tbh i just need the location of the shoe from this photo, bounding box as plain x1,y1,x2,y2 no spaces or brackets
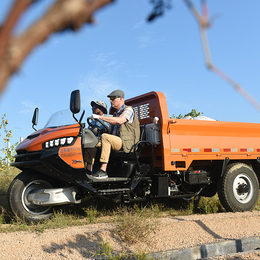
91,169,108,179
85,169,92,179
86,169,92,175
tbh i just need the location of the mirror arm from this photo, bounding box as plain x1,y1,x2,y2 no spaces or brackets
73,114,79,123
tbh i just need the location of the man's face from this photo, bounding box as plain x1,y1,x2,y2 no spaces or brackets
110,96,123,110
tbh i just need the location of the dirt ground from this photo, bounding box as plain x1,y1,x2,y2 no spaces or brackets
1,211,260,259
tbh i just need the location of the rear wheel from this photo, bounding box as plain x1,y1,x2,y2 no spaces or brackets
218,163,259,212
8,171,55,222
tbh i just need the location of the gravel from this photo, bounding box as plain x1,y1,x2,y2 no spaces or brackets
1,211,260,259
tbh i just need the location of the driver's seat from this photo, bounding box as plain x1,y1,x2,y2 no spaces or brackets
109,125,154,173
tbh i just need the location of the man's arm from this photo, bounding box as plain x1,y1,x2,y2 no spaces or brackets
99,115,127,125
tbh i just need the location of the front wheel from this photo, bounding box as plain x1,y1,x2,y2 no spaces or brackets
7,171,55,222
218,163,259,212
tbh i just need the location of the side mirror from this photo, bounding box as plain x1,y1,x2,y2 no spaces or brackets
32,107,39,131
70,90,81,114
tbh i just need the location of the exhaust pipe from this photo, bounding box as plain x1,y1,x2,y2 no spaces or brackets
27,186,81,206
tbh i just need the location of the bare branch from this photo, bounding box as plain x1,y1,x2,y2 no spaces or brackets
0,0,34,63
0,0,114,95
147,0,171,22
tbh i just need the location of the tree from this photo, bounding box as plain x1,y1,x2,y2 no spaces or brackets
0,0,170,96
0,0,115,95
0,114,18,168
171,109,203,119
1,0,259,113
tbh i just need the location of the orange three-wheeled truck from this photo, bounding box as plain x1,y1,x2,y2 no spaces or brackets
8,90,260,222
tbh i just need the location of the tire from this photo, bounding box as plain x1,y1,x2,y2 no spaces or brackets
218,163,259,212
7,171,54,222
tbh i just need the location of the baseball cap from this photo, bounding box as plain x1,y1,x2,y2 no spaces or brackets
107,89,125,99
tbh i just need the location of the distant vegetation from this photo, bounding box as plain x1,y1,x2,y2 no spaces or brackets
171,109,203,119
0,114,18,169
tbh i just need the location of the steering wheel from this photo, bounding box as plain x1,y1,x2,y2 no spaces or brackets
87,117,109,134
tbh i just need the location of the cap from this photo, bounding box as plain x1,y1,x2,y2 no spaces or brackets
91,100,107,114
107,89,125,99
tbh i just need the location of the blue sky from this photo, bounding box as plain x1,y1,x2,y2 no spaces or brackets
1,0,260,150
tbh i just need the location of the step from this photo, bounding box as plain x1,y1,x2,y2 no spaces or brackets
98,188,130,195
86,174,130,183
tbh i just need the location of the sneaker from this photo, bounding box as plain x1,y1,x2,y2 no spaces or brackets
91,169,108,179
85,169,92,178
86,169,92,175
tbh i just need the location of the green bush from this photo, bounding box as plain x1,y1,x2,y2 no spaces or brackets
0,115,18,168
196,195,224,214
115,205,158,244
83,205,98,224
93,238,151,260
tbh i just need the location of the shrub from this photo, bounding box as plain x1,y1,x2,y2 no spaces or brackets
0,114,18,168
115,205,158,244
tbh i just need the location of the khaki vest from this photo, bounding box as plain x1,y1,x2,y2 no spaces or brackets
119,105,140,153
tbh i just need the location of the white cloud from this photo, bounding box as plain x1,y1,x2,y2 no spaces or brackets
94,52,115,64
19,101,36,114
106,60,117,67
137,31,165,49
137,32,152,48
78,51,127,113
133,21,144,29
93,52,124,74
78,70,122,113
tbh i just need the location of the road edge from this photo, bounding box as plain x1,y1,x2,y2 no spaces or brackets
149,236,260,259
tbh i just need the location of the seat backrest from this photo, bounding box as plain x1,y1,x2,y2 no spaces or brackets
143,123,161,145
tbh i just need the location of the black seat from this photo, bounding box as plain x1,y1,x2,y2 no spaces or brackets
110,150,136,160
110,125,146,160
109,125,154,175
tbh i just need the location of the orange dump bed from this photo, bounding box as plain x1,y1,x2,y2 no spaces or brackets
125,91,260,171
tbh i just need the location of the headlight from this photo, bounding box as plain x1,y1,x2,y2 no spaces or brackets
43,137,75,149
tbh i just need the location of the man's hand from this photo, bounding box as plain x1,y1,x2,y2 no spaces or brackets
88,114,100,119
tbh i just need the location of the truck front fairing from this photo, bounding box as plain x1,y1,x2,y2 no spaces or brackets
11,110,86,180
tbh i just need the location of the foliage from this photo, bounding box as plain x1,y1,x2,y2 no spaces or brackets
1,168,260,235
0,114,18,168
114,205,159,244
197,195,224,214
83,205,98,224
171,109,203,119
93,238,127,260
93,237,151,260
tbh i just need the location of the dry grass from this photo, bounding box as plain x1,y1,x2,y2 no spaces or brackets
1,167,260,258
115,206,158,244
0,167,260,234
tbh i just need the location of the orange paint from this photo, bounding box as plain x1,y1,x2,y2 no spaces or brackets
126,91,260,171
59,137,84,168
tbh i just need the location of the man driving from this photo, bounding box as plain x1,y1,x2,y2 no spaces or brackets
87,90,140,179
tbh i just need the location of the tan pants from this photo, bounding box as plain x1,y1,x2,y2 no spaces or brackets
85,134,122,164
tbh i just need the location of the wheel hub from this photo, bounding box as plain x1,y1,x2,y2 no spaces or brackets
233,173,253,204
237,183,249,194
22,180,53,215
